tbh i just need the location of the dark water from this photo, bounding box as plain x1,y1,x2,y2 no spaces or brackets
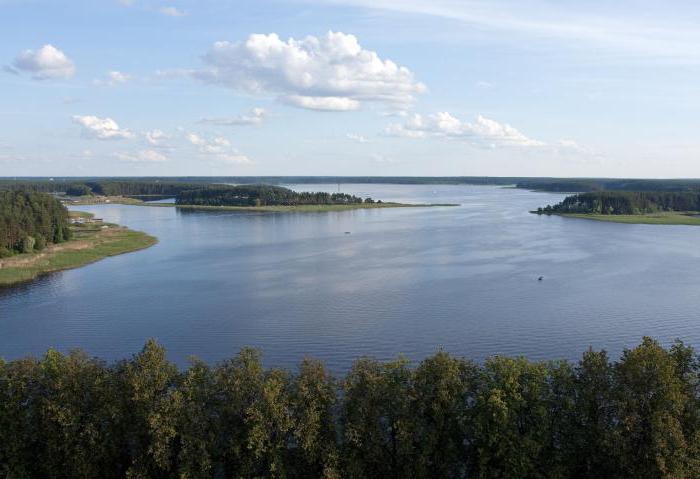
2,184,700,371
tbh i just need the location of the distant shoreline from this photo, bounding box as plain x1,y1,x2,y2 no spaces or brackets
0,211,157,287
532,211,700,226
65,196,459,211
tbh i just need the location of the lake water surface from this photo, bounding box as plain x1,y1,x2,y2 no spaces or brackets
2,184,700,371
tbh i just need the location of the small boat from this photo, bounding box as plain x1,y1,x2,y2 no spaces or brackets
538,276,544,281
344,231,351,235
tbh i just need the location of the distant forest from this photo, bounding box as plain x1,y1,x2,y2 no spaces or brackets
2,337,700,478
5,176,700,194
176,185,376,206
0,191,71,257
537,191,700,215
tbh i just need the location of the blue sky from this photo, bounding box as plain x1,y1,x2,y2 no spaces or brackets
1,0,700,177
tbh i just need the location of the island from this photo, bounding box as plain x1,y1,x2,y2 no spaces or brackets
50,182,456,211
0,191,156,287
534,191,700,225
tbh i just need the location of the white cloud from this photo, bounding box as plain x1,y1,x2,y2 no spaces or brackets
199,107,267,126
185,132,252,164
95,70,130,86
12,45,75,80
385,112,545,147
218,153,252,164
347,133,369,143
282,95,360,111
72,115,134,140
191,31,425,111
186,133,230,153
159,6,186,17
115,149,169,163
145,129,169,145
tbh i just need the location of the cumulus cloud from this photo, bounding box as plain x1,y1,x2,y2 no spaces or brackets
385,112,545,148
282,95,359,111
186,132,251,164
199,107,267,126
190,31,425,111
347,133,369,143
115,149,168,163
186,133,231,153
145,129,169,145
95,70,130,86
72,115,134,140
159,6,186,17
12,44,75,80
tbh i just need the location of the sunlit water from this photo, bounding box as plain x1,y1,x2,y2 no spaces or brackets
2,184,700,372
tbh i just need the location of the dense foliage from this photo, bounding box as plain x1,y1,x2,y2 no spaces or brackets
176,185,375,207
0,179,203,197
1,338,699,478
518,178,700,193
0,191,71,256
537,191,700,215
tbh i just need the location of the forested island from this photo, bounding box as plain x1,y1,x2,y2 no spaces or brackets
536,191,700,225
0,191,156,286
176,184,378,207
1,337,698,478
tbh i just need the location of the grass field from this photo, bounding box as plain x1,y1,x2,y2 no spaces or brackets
560,212,700,225
0,212,157,287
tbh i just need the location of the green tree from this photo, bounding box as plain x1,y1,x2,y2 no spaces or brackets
569,348,618,477
472,356,551,478
411,351,479,478
614,337,696,478
290,358,340,478
342,357,414,479
118,339,179,478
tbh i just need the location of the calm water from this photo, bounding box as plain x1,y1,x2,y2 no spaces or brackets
2,184,700,371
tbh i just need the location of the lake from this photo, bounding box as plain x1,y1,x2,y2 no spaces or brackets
2,184,700,371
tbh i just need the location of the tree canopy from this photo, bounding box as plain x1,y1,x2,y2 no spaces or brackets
176,184,374,207
537,191,700,215
0,190,71,256
2,337,700,478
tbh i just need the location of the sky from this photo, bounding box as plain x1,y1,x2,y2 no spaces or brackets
1,0,700,177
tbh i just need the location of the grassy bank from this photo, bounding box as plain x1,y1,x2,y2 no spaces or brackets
555,211,700,225
0,212,157,287
63,195,146,206
65,197,457,211
158,202,457,212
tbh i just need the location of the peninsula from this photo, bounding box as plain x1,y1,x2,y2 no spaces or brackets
0,191,156,287
534,191,700,225
56,182,457,211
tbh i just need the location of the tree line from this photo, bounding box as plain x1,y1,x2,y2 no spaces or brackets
536,191,700,215
0,180,203,197
0,191,71,257
2,337,699,478
518,179,700,193
176,185,377,207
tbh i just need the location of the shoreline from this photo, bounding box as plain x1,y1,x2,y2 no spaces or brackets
63,196,459,212
0,212,157,287
532,211,700,226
